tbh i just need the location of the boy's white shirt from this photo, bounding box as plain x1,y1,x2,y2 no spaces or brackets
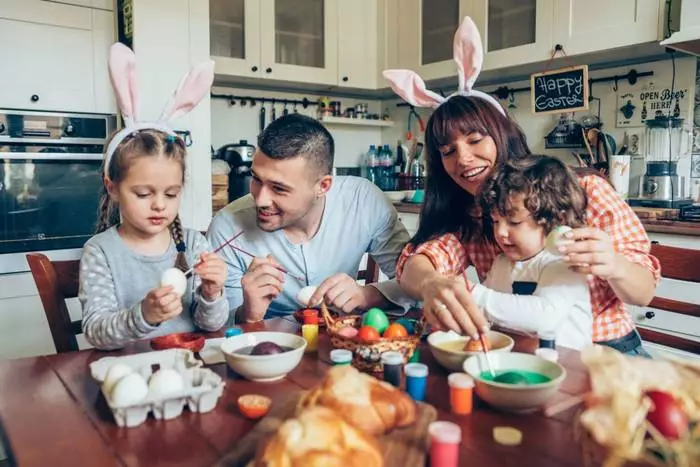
470,249,593,350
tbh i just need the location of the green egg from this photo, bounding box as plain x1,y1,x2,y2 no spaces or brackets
362,307,390,334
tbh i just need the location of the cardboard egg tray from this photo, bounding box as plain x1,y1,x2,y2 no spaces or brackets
89,348,225,428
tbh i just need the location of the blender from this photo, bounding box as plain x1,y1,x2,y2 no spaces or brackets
629,116,693,208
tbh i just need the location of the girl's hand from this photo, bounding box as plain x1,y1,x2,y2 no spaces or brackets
143,286,183,325
558,227,621,279
195,252,228,300
420,272,488,339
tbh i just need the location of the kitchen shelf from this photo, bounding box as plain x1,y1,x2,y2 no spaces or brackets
318,116,395,127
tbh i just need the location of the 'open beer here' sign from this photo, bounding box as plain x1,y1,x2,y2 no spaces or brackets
531,65,589,115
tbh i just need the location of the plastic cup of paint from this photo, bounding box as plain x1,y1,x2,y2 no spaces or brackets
404,362,428,401
428,421,461,467
381,351,404,387
330,349,352,365
535,347,559,362
447,372,474,415
537,330,556,349
302,309,319,325
224,327,243,338
302,324,319,352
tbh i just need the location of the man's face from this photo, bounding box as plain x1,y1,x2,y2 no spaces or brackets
249,150,326,231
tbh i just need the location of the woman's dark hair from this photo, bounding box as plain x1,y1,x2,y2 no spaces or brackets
479,154,587,243
96,129,189,270
411,95,531,245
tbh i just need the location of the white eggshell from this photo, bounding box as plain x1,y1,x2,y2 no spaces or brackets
160,268,187,297
148,368,185,398
110,372,149,406
296,285,321,307
103,363,134,397
545,225,573,255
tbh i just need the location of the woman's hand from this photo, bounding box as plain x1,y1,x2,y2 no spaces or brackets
196,252,228,300
558,227,621,279
420,272,489,339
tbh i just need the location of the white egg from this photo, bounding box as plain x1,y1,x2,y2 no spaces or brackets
545,225,573,255
110,372,149,406
103,363,133,397
148,368,185,398
160,268,187,297
296,285,321,307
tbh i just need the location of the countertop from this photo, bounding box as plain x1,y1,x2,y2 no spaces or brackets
394,203,700,237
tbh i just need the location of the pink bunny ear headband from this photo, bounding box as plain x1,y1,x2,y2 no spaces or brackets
104,42,215,180
382,16,504,115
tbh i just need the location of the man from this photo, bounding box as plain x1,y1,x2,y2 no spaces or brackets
207,113,413,323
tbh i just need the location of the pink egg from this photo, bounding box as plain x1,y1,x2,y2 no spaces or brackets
337,326,359,338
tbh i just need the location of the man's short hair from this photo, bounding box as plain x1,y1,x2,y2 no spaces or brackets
257,113,334,175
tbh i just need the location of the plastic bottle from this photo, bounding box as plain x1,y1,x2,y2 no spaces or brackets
365,145,378,185
379,144,394,190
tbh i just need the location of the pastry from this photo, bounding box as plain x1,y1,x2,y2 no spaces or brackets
251,407,383,467
298,365,417,435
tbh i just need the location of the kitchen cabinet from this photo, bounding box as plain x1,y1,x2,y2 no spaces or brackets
0,0,116,114
553,0,661,57
337,0,379,90
210,0,339,85
393,0,476,81
43,0,114,9
472,0,555,71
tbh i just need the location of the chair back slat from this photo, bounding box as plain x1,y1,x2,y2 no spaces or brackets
26,253,81,354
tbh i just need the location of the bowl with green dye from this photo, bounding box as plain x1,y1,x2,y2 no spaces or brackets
463,352,566,413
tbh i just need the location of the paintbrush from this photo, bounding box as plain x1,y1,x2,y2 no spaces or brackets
462,270,496,377
183,231,245,277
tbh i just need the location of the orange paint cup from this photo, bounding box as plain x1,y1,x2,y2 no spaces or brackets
302,309,319,325
448,372,474,415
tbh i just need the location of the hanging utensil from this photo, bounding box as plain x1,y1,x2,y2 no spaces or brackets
271,99,277,121
282,102,289,116
259,104,266,133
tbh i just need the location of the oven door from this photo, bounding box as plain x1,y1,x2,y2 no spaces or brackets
1,151,103,258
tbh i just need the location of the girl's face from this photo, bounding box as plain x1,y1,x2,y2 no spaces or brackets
108,154,183,238
490,194,546,261
438,132,498,195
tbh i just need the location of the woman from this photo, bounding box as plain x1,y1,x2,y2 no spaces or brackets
383,17,659,356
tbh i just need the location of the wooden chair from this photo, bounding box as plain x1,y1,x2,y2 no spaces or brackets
357,256,380,284
26,253,82,354
637,243,700,355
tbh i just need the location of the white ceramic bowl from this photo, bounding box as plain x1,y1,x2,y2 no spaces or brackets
384,191,406,203
427,330,514,372
463,352,566,413
219,332,306,382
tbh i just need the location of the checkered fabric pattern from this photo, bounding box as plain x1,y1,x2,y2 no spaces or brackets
396,175,660,342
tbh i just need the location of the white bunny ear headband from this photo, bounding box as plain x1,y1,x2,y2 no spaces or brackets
104,42,215,180
382,16,504,115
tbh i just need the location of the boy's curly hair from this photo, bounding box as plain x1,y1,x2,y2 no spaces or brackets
479,154,587,242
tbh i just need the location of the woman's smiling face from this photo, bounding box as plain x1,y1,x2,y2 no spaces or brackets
439,131,498,195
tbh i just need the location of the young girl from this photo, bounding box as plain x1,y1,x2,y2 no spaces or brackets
467,155,592,350
79,43,228,350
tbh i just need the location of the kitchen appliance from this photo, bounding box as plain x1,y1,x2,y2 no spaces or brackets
628,116,693,208
213,140,255,202
0,109,117,273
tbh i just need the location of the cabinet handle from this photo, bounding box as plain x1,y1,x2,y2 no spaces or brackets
30,94,39,103
251,66,258,72
342,76,349,82
645,311,655,319
265,67,272,73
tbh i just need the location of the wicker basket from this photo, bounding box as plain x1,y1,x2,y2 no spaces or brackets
320,303,424,372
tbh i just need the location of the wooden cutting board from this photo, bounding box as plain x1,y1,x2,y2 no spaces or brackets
632,207,679,220
216,390,437,467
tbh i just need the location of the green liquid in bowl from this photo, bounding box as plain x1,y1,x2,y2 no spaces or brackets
480,370,551,385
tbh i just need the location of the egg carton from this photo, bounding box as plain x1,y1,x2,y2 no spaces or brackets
89,349,225,428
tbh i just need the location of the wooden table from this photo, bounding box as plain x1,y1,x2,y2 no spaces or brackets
0,318,590,467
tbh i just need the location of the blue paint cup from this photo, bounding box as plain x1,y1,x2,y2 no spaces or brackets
404,362,428,401
225,327,243,338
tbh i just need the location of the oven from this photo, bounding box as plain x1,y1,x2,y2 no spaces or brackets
0,109,116,273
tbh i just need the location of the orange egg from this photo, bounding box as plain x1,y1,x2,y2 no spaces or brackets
238,394,272,420
383,323,408,338
356,326,381,343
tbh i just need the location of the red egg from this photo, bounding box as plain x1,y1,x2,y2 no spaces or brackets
356,326,380,343
645,390,689,440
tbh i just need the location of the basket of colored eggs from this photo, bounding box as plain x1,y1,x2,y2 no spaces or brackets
319,303,424,372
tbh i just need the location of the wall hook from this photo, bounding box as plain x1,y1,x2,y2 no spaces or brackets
612,78,618,92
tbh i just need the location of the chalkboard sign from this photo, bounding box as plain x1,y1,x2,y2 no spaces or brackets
531,65,589,115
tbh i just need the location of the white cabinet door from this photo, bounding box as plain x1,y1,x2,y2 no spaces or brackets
210,0,262,78
396,0,476,81
337,0,378,90
259,0,338,85
472,0,554,71
554,0,661,56
92,8,117,114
